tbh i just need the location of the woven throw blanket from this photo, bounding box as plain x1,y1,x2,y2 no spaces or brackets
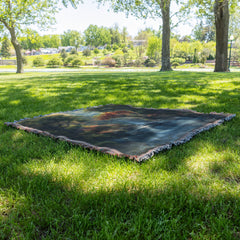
5,104,235,162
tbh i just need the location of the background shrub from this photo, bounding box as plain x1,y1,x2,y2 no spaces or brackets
64,56,75,66
103,49,108,55
200,56,207,64
106,45,112,51
112,44,119,51
64,56,84,67
122,47,128,53
82,49,91,57
123,53,130,67
94,48,99,54
144,58,156,67
94,58,101,66
133,58,143,67
112,55,123,67
60,49,68,60
71,57,83,67
170,58,185,65
22,56,28,65
102,57,116,67
33,56,45,67
171,62,180,68
47,57,63,68
70,48,78,55
126,60,134,67
114,49,124,55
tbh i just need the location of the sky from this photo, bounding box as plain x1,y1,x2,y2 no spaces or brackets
40,1,195,37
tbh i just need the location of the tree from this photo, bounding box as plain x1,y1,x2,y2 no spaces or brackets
229,5,240,40
1,36,11,59
84,25,111,47
20,29,42,51
96,0,177,71
109,24,121,45
146,36,162,63
180,35,193,42
40,34,61,48
0,0,82,73
214,0,229,71
121,27,129,44
0,0,60,73
193,21,215,42
60,49,68,60
188,0,239,72
159,0,172,71
61,30,83,49
134,28,154,44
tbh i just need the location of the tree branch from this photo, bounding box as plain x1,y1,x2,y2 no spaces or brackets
0,17,11,30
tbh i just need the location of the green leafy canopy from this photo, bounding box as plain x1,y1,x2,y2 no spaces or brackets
187,0,239,15
0,0,60,32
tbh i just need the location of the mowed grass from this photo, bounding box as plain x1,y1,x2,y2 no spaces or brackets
0,71,239,239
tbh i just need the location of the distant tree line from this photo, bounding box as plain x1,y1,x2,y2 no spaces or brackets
0,0,239,73
2,26,240,67
13,25,130,52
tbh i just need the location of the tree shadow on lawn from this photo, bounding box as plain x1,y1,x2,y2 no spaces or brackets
0,71,231,118
0,133,240,239
1,71,240,239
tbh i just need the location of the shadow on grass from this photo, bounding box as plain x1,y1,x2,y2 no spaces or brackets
1,72,238,117
0,71,240,239
0,130,240,239
0,136,239,239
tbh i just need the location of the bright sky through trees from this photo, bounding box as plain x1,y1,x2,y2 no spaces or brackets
40,1,195,37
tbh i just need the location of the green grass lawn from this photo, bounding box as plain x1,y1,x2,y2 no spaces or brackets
0,71,239,239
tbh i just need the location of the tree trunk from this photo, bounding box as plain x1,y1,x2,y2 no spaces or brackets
160,0,172,71
214,0,229,72
9,27,24,73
